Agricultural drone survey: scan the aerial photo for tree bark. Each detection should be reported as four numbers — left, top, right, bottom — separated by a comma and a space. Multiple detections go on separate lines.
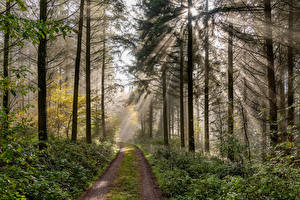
287, 0, 294, 140
149, 99, 153, 138
179, 40, 185, 148
101, 17, 107, 140
162, 67, 169, 146
38, 0, 48, 149
71, 0, 84, 142
242, 78, 251, 161
187, 0, 195, 152
2, 0, 10, 132
86, 0, 92, 144
204, 0, 210, 153
278, 45, 286, 140
261, 109, 267, 162
264, 0, 278, 146
227, 23, 234, 161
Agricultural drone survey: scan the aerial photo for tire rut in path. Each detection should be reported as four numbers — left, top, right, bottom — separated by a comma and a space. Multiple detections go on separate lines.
135, 146, 164, 200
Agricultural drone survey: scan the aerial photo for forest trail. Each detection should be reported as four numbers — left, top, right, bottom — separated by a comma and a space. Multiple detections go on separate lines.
77, 144, 164, 200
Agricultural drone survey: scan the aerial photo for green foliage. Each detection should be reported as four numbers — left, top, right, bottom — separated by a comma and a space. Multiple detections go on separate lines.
0, 14, 71, 45
0, 66, 36, 138
0, 0, 71, 46
0, 138, 115, 200
143, 145, 300, 200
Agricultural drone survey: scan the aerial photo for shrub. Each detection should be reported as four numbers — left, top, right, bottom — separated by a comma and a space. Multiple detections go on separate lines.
144, 145, 300, 200
0, 138, 115, 200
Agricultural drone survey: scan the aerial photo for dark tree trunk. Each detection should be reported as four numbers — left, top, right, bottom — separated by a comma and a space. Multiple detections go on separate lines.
149, 99, 153, 138
162, 67, 169, 146
287, 0, 294, 140
71, 0, 84, 142
141, 114, 144, 135
242, 78, 251, 161
187, 0, 195, 152
261, 111, 267, 162
227, 23, 234, 161
38, 0, 48, 149
168, 100, 171, 140
171, 104, 174, 138
101, 18, 107, 140
218, 101, 224, 156
278, 45, 286, 140
264, 0, 278, 146
179, 40, 185, 148
85, 0, 92, 144
204, 0, 210, 153
2, 0, 10, 132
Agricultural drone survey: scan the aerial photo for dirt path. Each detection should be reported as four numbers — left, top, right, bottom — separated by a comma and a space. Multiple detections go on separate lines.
78, 144, 164, 200
77, 145, 126, 200
135, 146, 164, 200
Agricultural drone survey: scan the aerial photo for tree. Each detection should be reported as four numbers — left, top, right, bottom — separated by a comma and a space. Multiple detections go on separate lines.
264, 0, 278, 146
179, 39, 185, 148
187, 0, 195, 152
149, 99, 153, 138
38, 0, 48, 149
86, 0, 92, 144
227, 23, 234, 161
204, 0, 209, 153
101, 15, 107, 140
71, 0, 85, 142
287, 0, 295, 140
162, 66, 169, 146
2, 0, 11, 131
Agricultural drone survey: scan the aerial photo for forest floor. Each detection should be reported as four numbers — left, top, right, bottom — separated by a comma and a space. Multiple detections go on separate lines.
77, 144, 164, 200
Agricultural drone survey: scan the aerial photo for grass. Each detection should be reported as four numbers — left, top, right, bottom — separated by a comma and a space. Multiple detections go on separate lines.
104, 145, 140, 200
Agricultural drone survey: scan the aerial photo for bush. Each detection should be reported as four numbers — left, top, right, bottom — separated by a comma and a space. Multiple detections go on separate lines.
144, 146, 300, 200
0, 138, 115, 200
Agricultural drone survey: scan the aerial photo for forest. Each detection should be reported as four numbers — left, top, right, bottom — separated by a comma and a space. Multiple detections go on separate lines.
0, 0, 299, 199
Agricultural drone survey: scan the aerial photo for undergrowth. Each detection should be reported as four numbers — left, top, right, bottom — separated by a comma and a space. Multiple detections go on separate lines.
139, 139, 300, 200
0, 137, 116, 200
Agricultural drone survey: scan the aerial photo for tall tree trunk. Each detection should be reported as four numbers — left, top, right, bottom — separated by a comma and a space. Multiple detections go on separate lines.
242, 78, 251, 161
204, 0, 210, 153
227, 23, 234, 161
264, 0, 278, 146
187, 0, 195, 152
101, 17, 107, 140
218, 101, 224, 156
141, 114, 144, 135
149, 99, 153, 138
85, 0, 92, 144
171, 104, 174, 138
196, 99, 201, 150
287, 0, 294, 141
2, 0, 10, 132
177, 107, 180, 137
261, 110, 267, 162
162, 67, 169, 146
179, 40, 185, 148
38, 0, 48, 149
71, 0, 84, 142
278, 45, 286, 140
168, 99, 171, 140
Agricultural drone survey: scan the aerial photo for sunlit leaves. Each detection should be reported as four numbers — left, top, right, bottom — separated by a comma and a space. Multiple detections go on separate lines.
14, 0, 27, 11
